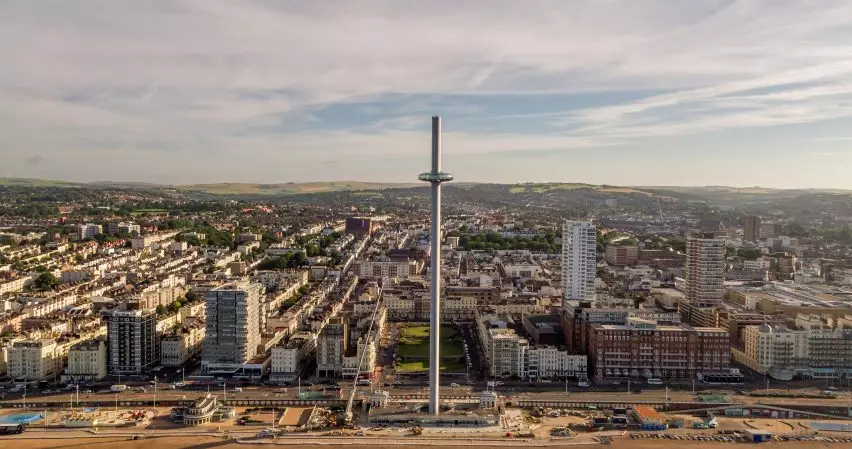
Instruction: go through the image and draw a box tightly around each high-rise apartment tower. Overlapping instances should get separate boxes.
[562,220,597,306]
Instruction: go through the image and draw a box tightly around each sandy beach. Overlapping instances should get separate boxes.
[0,435,843,449]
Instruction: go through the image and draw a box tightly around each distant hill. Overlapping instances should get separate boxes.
[0,178,419,195]
[3,177,852,206]
[0,177,83,188]
[174,181,421,196]
[634,186,852,206]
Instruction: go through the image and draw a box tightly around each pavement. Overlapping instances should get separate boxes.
[8,383,851,409]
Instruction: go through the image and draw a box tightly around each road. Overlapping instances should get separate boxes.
[8,382,851,409]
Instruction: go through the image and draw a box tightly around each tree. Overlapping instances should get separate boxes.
[33,272,59,291]
[168,300,182,313]
[737,247,762,260]
[185,290,199,303]
[785,222,808,238]
[156,305,166,315]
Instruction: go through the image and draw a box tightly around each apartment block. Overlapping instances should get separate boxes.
[317,317,347,378]
[202,282,263,370]
[605,244,639,267]
[357,259,419,279]
[562,220,597,305]
[735,314,852,379]
[161,320,205,367]
[78,223,103,240]
[63,339,107,382]
[7,339,62,381]
[108,222,141,236]
[743,215,761,242]
[107,305,158,375]
[587,318,731,383]
[683,233,726,327]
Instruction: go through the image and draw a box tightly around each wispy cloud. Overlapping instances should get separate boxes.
[2,1,852,185]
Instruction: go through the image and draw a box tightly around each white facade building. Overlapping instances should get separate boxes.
[740,324,809,378]
[562,220,597,305]
[78,224,103,240]
[270,332,316,382]
[7,339,60,380]
[64,339,107,382]
[526,346,588,380]
[161,323,205,367]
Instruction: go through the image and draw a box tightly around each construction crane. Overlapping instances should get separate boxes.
[656,197,665,224]
[344,293,383,425]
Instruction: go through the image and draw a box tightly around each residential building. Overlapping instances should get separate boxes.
[743,215,761,242]
[0,276,31,295]
[107,305,158,375]
[478,313,587,381]
[357,259,418,279]
[738,324,808,379]
[587,318,731,383]
[63,339,107,382]
[562,220,597,305]
[7,339,61,381]
[526,346,588,380]
[202,282,263,371]
[734,314,852,379]
[237,232,261,244]
[487,328,529,378]
[605,244,639,267]
[562,300,682,354]
[108,222,140,236]
[345,217,375,236]
[317,317,347,378]
[270,332,316,382]
[683,233,726,327]
[760,223,782,239]
[161,320,205,367]
[78,224,103,240]
[341,337,377,379]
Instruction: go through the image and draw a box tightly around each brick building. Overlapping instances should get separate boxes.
[587,318,730,383]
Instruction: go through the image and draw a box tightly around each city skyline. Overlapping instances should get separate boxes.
[3,1,852,188]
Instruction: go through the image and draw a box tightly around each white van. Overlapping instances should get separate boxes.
[578,381,590,388]
[647,378,663,385]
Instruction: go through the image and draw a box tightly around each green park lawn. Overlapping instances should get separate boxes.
[395,325,465,372]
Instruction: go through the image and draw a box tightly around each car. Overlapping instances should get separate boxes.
[450,383,460,387]
[393,380,402,385]
[647,378,663,385]
[383,383,391,387]
[578,381,590,388]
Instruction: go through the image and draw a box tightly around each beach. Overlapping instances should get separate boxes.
[0,435,843,449]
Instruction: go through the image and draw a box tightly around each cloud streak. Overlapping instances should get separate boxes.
[2,1,852,186]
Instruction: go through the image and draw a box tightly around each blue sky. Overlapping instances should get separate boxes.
[2,0,852,188]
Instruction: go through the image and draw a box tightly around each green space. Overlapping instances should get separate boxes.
[131,208,168,215]
[397,325,463,357]
[457,230,560,253]
[395,325,466,372]
[396,359,466,372]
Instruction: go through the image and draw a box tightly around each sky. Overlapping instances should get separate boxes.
[3,0,852,188]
